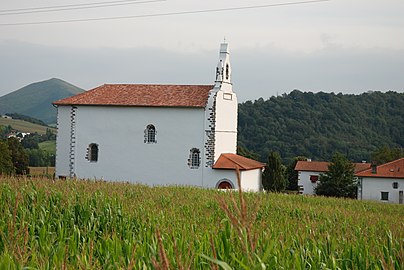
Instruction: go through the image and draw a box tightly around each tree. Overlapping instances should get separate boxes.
[21,133,40,149]
[237,145,260,161]
[285,156,307,191]
[262,151,286,192]
[0,125,13,139]
[0,140,14,175]
[371,145,403,165]
[26,148,55,167]
[7,137,30,175]
[315,152,356,198]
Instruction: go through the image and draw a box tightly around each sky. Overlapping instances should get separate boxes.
[0,0,403,101]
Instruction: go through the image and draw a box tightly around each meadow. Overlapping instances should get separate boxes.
[38,140,56,154]
[0,177,403,269]
[0,118,56,135]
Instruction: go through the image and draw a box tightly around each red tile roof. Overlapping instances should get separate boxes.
[213,153,265,171]
[354,163,372,173]
[295,160,371,173]
[53,84,214,108]
[356,158,404,179]
[295,161,329,172]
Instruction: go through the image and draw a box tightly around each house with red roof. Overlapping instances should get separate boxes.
[53,43,265,191]
[356,158,404,204]
[295,160,371,195]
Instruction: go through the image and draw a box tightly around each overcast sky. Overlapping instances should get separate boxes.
[0,0,403,101]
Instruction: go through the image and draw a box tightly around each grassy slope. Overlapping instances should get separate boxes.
[0,78,84,124]
[38,140,56,153]
[0,118,56,134]
[0,178,402,269]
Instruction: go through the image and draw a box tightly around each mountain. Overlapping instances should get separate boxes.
[238,90,404,163]
[0,78,84,124]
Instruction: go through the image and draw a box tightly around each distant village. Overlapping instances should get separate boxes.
[1,115,31,140]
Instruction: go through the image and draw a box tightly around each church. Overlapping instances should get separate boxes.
[53,43,265,191]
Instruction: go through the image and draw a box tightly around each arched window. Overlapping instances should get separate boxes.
[225,64,230,80]
[145,124,157,143]
[87,143,98,162]
[188,148,200,169]
[217,179,234,189]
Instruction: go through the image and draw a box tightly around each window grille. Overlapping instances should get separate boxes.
[145,124,157,143]
[189,148,200,169]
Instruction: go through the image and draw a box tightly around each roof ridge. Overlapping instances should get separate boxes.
[224,153,247,169]
[103,83,214,86]
[300,160,329,163]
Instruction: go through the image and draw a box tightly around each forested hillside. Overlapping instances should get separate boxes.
[238,90,404,162]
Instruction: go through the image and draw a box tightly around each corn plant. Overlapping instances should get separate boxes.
[0,176,402,269]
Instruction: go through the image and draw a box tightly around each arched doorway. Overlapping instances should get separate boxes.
[217,179,234,189]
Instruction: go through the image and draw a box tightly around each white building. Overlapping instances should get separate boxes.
[53,43,264,191]
[357,158,404,204]
[295,160,370,195]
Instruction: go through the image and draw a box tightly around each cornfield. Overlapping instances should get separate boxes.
[0,176,403,269]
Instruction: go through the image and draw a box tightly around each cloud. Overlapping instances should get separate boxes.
[0,40,403,102]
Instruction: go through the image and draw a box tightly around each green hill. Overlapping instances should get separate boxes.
[0,78,84,124]
[238,90,404,163]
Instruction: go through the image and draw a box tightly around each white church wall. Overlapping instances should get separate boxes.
[55,106,72,178]
[359,177,404,203]
[61,105,207,186]
[203,169,238,189]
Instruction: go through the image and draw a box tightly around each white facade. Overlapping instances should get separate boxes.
[297,171,321,195]
[54,43,263,191]
[240,169,263,191]
[358,177,404,204]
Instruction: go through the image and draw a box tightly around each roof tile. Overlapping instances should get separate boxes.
[213,153,265,170]
[53,84,214,107]
[356,158,404,179]
[295,160,371,173]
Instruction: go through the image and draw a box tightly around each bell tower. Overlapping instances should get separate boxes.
[204,42,238,167]
[215,43,233,92]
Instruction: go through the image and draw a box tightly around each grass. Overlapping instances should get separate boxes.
[0,118,56,135]
[28,167,55,177]
[38,140,56,154]
[0,176,403,269]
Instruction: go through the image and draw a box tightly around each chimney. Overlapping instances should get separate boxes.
[371,162,377,174]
